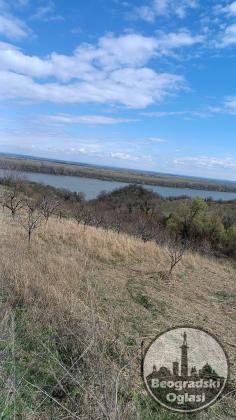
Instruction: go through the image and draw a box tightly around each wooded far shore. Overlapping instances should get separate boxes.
[0,155,236,193]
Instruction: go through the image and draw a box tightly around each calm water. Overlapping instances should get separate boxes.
[4,171,236,201]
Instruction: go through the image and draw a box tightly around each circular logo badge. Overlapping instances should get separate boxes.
[142,327,229,413]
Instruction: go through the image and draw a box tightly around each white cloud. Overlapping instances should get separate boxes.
[71,26,81,35]
[0,69,183,108]
[135,6,156,23]
[0,34,186,108]
[135,0,198,22]
[142,109,209,118]
[96,33,158,68]
[155,30,204,53]
[174,155,236,169]
[226,1,236,15]
[220,23,236,46]
[110,151,140,161]
[0,42,52,77]
[0,0,29,9]
[224,96,236,114]
[143,110,185,117]
[147,137,166,142]
[30,0,63,22]
[17,0,29,6]
[148,99,236,119]
[0,15,28,40]
[0,32,201,78]
[1,35,157,78]
[143,110,187,117]
[0,127,154,166]
[41,114,138,125]
[153,0,170,15]
[218,1,236,17]
[214,2,236,47]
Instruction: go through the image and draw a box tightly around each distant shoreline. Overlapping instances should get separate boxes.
[1,155,236,194]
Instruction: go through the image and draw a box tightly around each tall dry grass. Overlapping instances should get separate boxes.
[0,209,235,418]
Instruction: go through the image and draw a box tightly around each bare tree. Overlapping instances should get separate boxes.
[1,187,23,218]
[73,206,95,231]
[40,196,60,222]
[73,205,87,225]
[17,200,43,242]
[91,214,104,229]
[133,213,159,242]
[88,206,105,229]
[82,212,96,231]
[106,212,123,234]
[166,239,187,278]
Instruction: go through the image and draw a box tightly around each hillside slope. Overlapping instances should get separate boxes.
[0,210,235,419]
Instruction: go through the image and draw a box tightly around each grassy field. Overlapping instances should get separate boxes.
[1,155,236,193]
[0,205,235,419]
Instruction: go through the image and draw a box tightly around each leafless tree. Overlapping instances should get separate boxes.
[133,213,159,242]
[166,238,187,277]
[40,196,60,222]
[1,187,23,218]
[91,206,107,228]
[73,206,96,231]
[108,212,123,233]
[91,214,104,228]
[82,212,98,231]
[17,200,43,242]
[73,205,87,225]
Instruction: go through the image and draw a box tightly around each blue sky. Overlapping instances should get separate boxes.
[0,0,236,180]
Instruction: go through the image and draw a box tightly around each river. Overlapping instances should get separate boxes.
[5,170,236,201]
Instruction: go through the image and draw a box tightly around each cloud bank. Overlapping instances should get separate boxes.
[0,33,189,108]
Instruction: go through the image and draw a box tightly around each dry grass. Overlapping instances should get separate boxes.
[0,209,235,418]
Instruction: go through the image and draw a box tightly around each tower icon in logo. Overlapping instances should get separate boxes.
[180,332,188,377]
